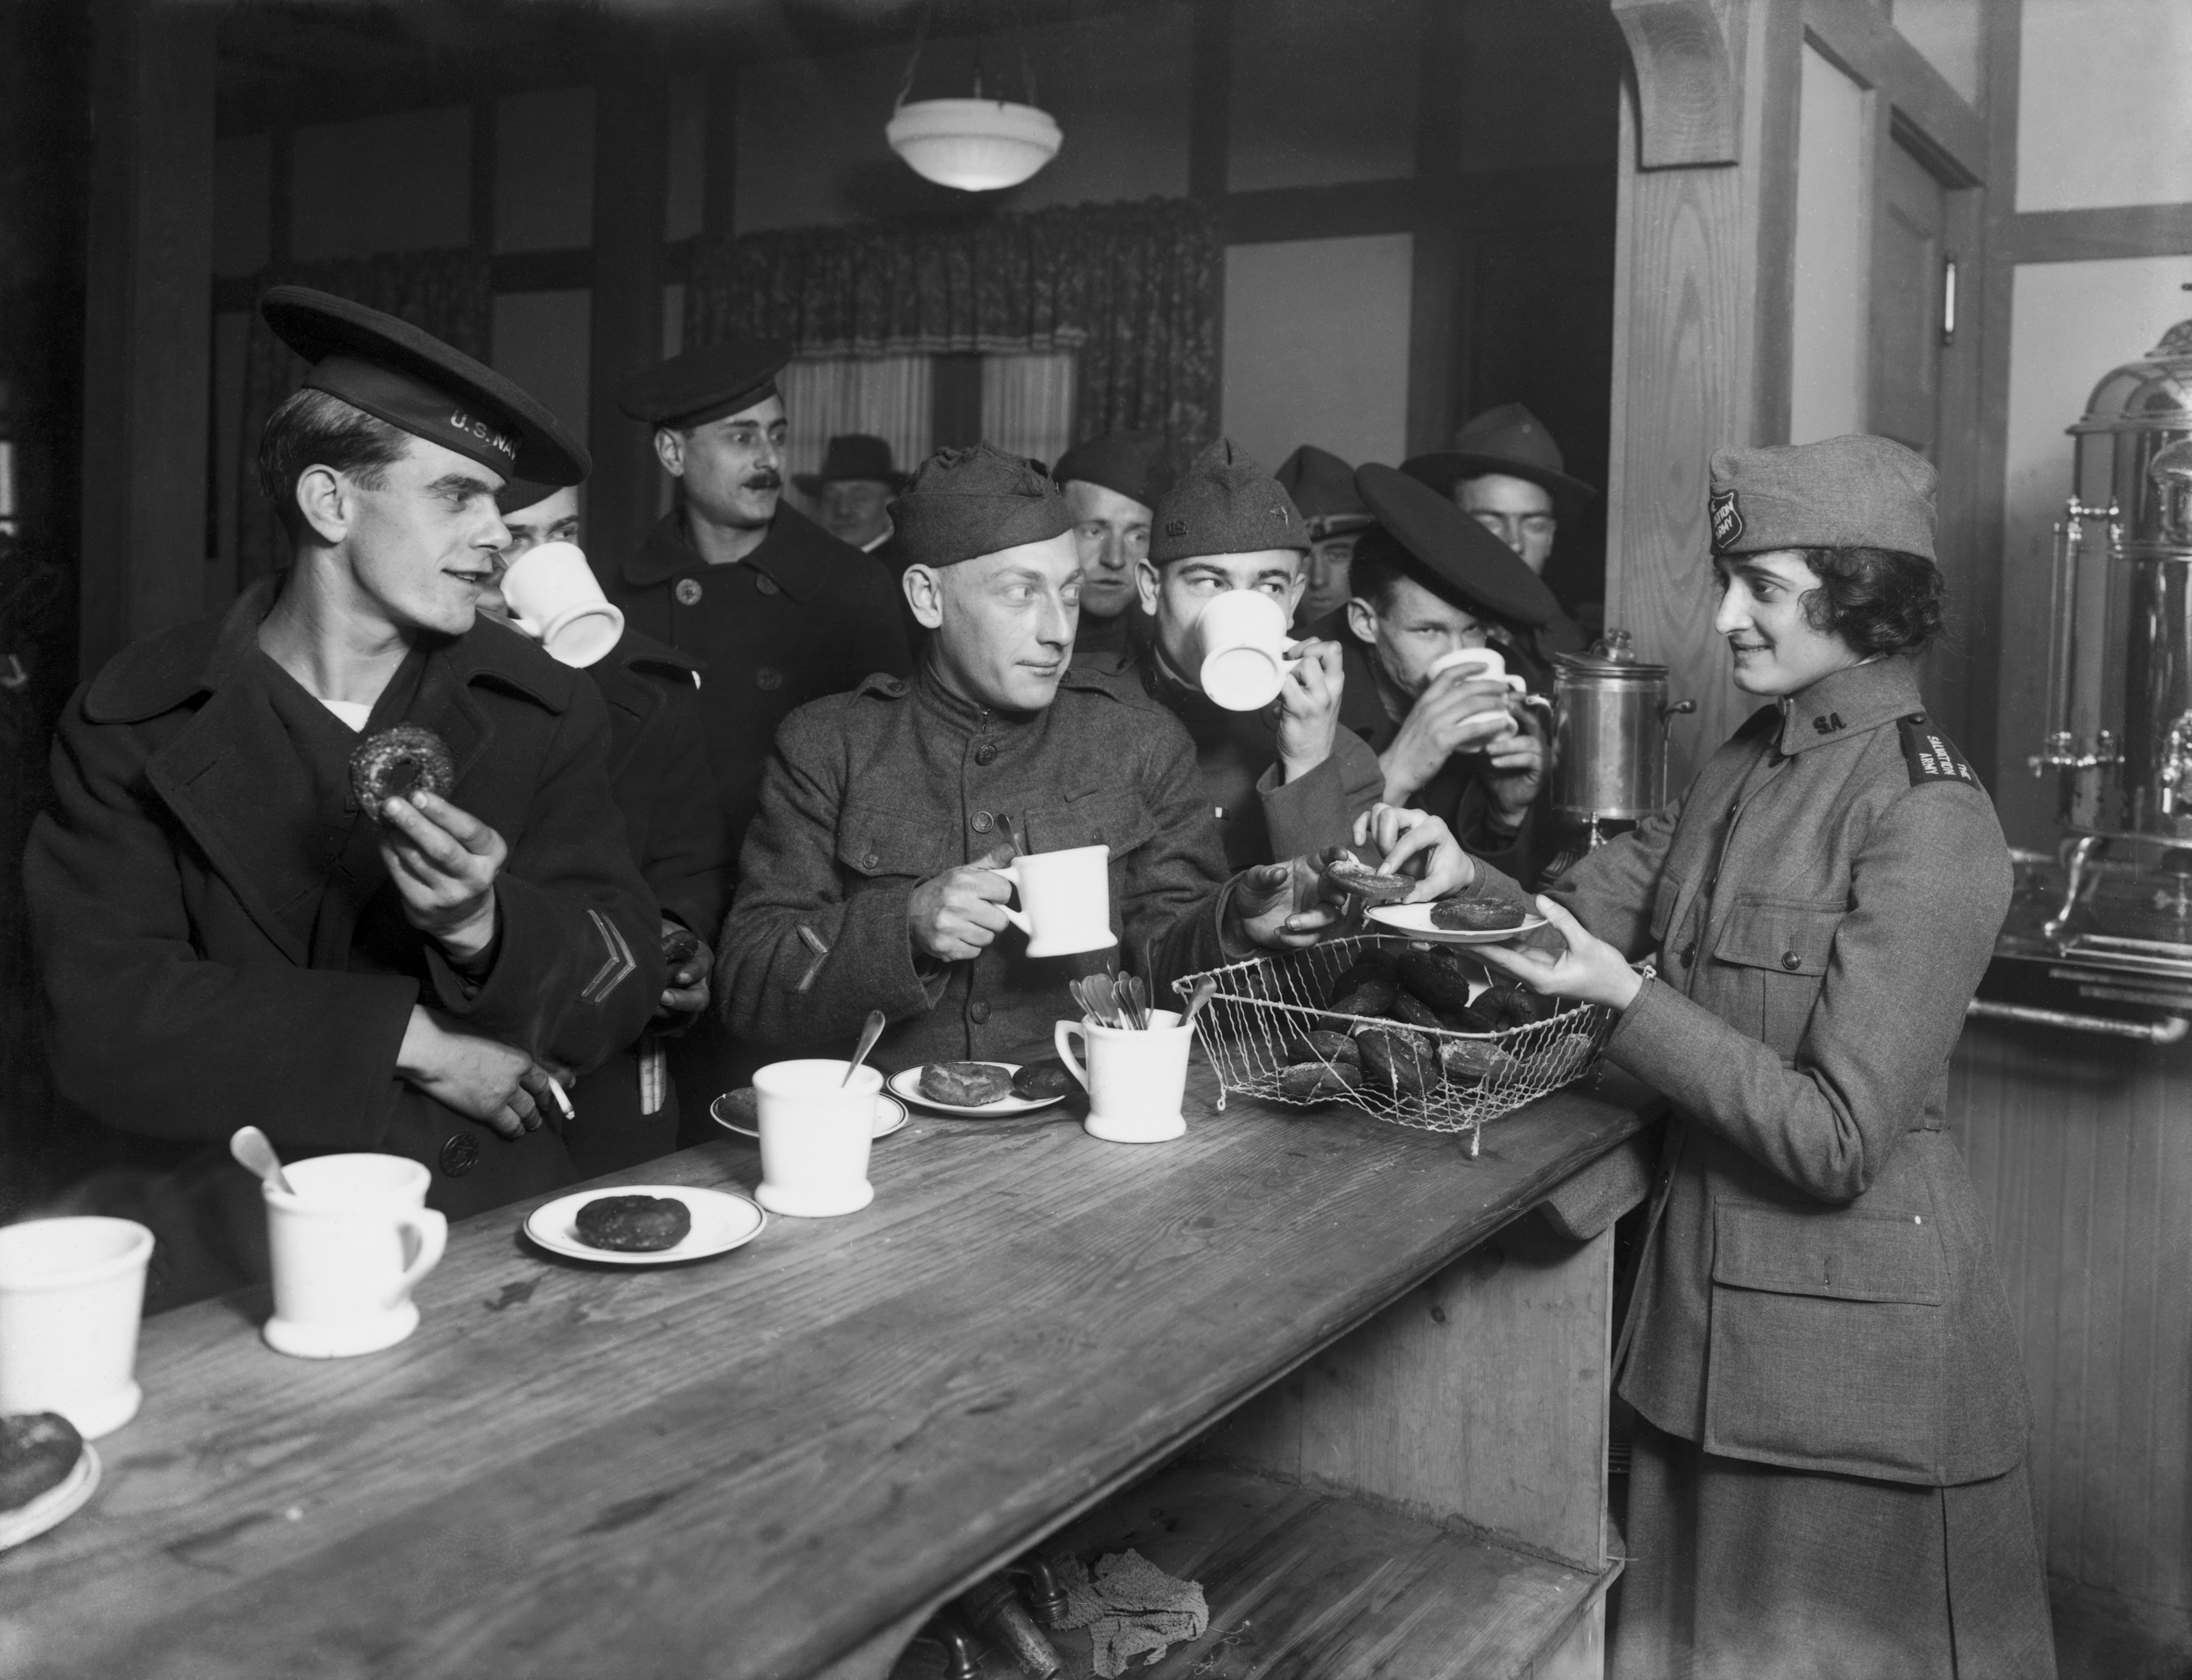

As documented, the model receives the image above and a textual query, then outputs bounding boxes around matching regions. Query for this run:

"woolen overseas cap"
[1273,444,1372,537]
[888,443,1073,568]
[1149,439,1308,564]
[1708,435,1936,561]
[1052,430,1176,511]
[1355,463,1561,629]
[261,285,590,487]
[617,339,791,430]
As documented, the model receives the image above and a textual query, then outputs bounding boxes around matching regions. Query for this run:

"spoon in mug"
[229,1125,296,1197]
[842,1009,887,1088]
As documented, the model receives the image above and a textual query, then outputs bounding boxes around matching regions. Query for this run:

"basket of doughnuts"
[1172,932,1615,1153]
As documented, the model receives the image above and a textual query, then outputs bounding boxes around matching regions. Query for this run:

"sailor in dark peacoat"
[26,578,665,1285]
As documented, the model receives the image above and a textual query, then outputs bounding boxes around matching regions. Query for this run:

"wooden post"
[1603,0,1801,793]
[588,70,669,572]
[78,0,215,674]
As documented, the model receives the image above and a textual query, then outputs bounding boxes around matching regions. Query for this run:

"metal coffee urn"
[1549,630,1693,859]
[2031,315,2192,941]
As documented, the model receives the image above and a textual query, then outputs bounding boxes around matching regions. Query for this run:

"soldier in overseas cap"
[1272,444,1374,633]
[1052,429,1176,657]
[477,478,731,1173]
[1451,435,2050,1675]
[718,443,1448,1074]
[25,288,666,1304]
[1307,464,1563,886]
[1080,438,1388,872]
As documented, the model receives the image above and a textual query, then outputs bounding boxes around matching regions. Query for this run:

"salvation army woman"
[1457,436,2054,1678]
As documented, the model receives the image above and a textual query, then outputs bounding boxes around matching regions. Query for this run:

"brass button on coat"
[674,577,703,606]
[969,1001,991,1024]
[754,573,781,597]
[974,744,997,766]
[1780,950,1803,971]
[971,812,993,833]
[438,1134,480,1177]
[755,666,783,692]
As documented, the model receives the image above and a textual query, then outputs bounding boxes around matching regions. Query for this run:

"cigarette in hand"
[545,1076,575,1121]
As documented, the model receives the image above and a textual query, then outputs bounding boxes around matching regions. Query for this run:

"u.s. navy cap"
[1355,462,1561,628]
[260,286,589,487]
[889,443,1073,568]
[1709,435,1936,560]
[617,339,792,431]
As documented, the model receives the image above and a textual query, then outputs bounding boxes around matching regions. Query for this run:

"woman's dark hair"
[1796,546,1946,656]
[256,388,410,541]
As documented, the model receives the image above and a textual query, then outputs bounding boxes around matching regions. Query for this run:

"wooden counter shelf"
[0,1060,1661,1680]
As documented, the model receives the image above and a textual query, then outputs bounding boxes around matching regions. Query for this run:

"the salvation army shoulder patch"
[1898,713,1982,790]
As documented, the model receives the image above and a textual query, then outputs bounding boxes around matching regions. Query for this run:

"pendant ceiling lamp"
[886,2,1062,193]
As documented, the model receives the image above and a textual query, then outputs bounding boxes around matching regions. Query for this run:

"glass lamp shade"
[886,98,1063,192]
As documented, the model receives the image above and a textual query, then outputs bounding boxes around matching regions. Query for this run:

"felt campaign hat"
[1355,462,1562,629]
[261,285,589,487]
[617,339,792,430]
[1400,402,1596,502]
[1708,435,1937,560]
[793,434,909,498]
[888,443,1072,568]
[1051,430,1176,512]
[1273,445,1373,539]
[1149,439,1308,564]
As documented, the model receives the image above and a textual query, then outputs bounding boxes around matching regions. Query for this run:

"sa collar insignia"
[1709,489,1743,553]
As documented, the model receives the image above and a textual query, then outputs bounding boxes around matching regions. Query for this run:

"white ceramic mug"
[1055,1008,1194,1143]
[1427,645,1528,693]
[263,1155,447,1360]
[997,845,1117,958]
[500,541,626,669]
[0,1216,154,1439]
[753,1059,881,1218]
[1195,591,1300,711]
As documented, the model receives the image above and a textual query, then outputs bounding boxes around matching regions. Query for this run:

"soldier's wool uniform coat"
[564,628,731,1176]
[26,579,665,1306]
[719,660,1236,1074]
[1455,656,2052,1677]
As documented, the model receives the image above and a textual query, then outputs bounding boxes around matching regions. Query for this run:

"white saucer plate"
[524,1185,766,1267]
[709,1090,909,1141]
[0,1444,100,1553]
[1366,903,1549,946]
[887,1065,1068,1117]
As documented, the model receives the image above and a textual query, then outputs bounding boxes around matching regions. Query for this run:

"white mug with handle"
[500,540,626,669]
[1195,591,1300,711]
[263,1155,448,1359]
[1055,1008,1193,1143]
[997,845,1117,958]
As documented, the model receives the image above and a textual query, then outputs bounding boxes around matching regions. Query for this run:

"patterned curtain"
[980,352,1077,468]
[685,197,1218,452]
[234,249,494,587]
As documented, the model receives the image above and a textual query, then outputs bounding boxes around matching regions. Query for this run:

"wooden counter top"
[0,1065,1659,1680]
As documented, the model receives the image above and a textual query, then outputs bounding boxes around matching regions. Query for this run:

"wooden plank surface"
[0,1066,1657,1680]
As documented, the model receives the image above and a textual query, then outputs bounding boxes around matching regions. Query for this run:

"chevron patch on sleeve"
[582,908,639,1004]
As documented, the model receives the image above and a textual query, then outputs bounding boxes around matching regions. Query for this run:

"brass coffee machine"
[2031,315,2192,939]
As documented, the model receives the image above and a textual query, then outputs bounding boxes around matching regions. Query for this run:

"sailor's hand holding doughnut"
[350,726,503,965]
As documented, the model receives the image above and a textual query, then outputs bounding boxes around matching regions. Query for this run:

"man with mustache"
[720,445,1413,1072]
[599,341,913,857]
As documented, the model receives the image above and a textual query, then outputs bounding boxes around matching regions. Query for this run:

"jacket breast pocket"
[1023,788,1156,858]
[836,805,945,882]
[1710,897,1844,1056]
[1705,1200,1946,1483]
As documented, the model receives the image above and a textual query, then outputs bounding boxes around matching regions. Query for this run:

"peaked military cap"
[1401,402,1596,502]
[1709,435,1937,561]
[1149,439,1308,564]
[1273,444,1373,538]
[889,442,1073,568]
[1356,463,1561,628]
[617,338,792,430]
[1052,430,1176,511]
[261,285,589,487]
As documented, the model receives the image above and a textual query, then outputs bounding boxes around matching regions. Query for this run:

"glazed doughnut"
[349,725,455,821]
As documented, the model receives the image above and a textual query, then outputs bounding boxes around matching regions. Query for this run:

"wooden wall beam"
[1802,0,1985,186]
[703,66,739,239]
[1187,0,1232,202]
[1609,0,1742,168]
[587,71,669,571]
[78,0,217,674]
[2006,202,2192,264]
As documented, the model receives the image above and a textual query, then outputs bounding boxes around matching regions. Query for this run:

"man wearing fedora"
[1403,402,1591,673]
[797,433,907,556]
[1273,444,1375,634]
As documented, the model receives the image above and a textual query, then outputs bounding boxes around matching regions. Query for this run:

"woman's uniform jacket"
[1456,657,2029,1487]
[26,579,666,1252]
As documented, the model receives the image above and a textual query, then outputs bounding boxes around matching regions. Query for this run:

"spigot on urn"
[2160,712,2192,817]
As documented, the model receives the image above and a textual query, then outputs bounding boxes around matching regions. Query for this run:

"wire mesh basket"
[1174,934,1616,1155]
